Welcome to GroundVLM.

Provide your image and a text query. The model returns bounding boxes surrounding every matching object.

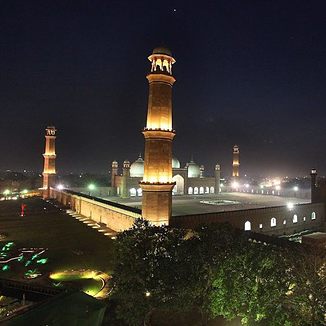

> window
[303,216,306,222]
[244,221,251,231]
[271,217,276,227]
[130,188,136,197]
[210,186,214,193]
[293,214,298,223]
[188,187,193,195]
[283,219,287,225]
[311,212,316,220]
[194,187,199,195]
[199,187,204,194]
[137,188,142,197]
[259,223,263,229]
[205,187,209,193]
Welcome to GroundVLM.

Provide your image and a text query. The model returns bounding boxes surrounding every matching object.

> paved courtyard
[104,192,309,216]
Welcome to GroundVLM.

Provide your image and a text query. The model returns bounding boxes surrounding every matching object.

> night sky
[1,1,326,177]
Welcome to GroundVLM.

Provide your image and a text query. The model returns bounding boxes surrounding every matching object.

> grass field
[0,197,115,279]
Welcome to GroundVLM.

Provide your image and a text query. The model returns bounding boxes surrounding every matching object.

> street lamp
[293,186,299,197]
[231,181,239,190]
[3,189,10,199]
[88,184,95,196]
[287,202,294,210]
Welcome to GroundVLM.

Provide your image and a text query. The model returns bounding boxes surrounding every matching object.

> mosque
[109,156,221,198]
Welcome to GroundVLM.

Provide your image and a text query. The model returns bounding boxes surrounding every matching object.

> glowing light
[287,202,294,210]
[231,181,239,189]
[244,184,250,188]
[49,269,110,299]
[3,190,10,196]
[21,189,28,194]
[158,176,168,183]
[220,183,224,187]
[88,184,95,191]
[273,178,281,186]
[56,184,64,190]
[293,186,299,191]
[275,185,281,191]
[145,291,151,297]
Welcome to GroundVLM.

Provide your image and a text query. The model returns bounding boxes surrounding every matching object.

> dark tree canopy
[110,219,326,326]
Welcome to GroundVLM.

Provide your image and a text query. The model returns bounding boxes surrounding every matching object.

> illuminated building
[109,48,220,202]
[42,126,57,199]
[110,156,220,198]
[232,145,240,178]
[138,46,176,225]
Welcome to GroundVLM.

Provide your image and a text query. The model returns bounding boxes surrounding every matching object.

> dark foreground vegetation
[108,220,325,326]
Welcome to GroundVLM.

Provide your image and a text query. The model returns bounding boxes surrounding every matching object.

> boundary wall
[50,189,141,232]
[171,202,325,236]
[50,189,325,236]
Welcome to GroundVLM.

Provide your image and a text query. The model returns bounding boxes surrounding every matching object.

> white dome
[130,156,144,177]
[187,161,200,178]
[172,157,181,169]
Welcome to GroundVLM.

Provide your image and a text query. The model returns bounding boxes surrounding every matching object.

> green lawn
[0,197,116,278]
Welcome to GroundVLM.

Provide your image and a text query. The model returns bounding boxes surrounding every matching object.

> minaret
[110,160,118,195]
[200,165,205,178]
[310,168,318,203]
[215,163,221,194]
[232,145,240,178]
[42,126,57,199]
[140,47,176,225]
[121,160,130,198]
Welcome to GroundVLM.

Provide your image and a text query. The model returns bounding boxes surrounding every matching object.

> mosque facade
[110,155,220,198]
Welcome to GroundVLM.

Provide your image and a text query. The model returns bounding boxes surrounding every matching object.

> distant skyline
[1,1,326,176]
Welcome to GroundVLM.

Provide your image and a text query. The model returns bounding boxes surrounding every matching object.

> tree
[111,219,207,326]
[286,246,326,325]
[208,240,295,325]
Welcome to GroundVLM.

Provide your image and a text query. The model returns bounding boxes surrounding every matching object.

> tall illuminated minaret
[232,145,240,178]
[140,47,176,225]
[42,126,57,198]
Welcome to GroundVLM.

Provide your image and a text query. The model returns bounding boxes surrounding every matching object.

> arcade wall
[170,202,325,236]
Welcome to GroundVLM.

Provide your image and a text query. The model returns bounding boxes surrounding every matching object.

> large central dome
[130,156,144,177]
[186,160,200,178]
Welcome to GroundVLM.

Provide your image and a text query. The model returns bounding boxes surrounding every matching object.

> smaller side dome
[130,155,144,177]
[172,157,181,169]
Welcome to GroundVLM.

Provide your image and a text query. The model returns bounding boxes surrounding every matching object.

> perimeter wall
[50,189,325,235]
[170,202,325,236]
[50,189,141,232]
